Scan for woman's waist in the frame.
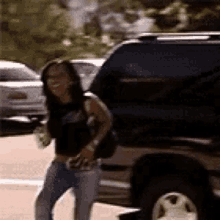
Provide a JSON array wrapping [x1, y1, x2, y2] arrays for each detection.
[[54, 154, 71, 162], [54, 154, 102, 164]]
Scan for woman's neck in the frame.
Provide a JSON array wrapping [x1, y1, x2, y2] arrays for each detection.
[[60, 96, 72, 104], [58, 91, 72, 104]]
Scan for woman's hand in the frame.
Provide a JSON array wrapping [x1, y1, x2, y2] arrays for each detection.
[[80, 146, 95, 162], [66, 147, 95, 171], [66, 153, 83, 170], [34, 124, 51, 149]]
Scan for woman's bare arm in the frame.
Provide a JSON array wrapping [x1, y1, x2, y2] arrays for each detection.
[[84, 95, 112, 152]]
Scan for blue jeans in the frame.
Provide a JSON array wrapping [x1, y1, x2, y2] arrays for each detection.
[[35, 161, 102, 220]]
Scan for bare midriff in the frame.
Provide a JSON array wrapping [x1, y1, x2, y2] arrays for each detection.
[[53, 154, 71, 162]]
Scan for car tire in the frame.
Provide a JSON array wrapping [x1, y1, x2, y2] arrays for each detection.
[[137, 175, 211, 220]]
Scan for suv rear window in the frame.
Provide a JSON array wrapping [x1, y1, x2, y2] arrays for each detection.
[[0, 67, 39, 81], [104, 43, 220, 78]]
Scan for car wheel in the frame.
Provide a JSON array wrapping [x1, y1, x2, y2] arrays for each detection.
[[137, 175, 210, 220]]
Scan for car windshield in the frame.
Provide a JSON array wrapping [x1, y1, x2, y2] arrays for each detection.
[[0, 67, 40, 81]]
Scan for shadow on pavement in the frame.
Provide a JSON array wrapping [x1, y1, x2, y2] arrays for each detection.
[[0, 119, 38, 137], [118, 211, 139, 220]]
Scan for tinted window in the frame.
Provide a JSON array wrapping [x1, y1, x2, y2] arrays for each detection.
[[103, 43, 220, 78], [0, 67, 39, 81]]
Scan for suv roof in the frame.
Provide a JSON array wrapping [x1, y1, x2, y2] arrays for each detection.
[[102, 32, 220, 63], [135, 32, 220, 46], [138, 32, 220, 39], [98, 32, 220, 80]]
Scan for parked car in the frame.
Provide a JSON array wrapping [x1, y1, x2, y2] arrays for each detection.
[[0, 60, 47, 121], [89, 33, 220, 220], [70, 58, 105, 90]]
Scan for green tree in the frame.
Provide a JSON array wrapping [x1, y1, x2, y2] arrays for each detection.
[[1, 0, 71, 69], [1, 0, 110, 70], [136, 0, 220, 32]]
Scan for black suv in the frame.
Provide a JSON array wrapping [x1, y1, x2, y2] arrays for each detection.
[[89, 33, 220, 220]]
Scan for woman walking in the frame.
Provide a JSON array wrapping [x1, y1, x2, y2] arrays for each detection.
[[34, 59, 112, 220]]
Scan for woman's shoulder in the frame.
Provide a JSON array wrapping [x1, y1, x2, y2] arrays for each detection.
[[83, 91, 99, 110], [83, 92, 112, 119], [83, 91, 99, 100]]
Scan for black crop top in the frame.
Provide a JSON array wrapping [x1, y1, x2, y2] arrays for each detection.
[[54, 109, 91, 156]]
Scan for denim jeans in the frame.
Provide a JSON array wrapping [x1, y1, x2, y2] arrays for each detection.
[[35, 160, 102, 220]]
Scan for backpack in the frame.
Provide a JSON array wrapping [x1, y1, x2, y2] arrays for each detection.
[[83, 92, 118, 159]]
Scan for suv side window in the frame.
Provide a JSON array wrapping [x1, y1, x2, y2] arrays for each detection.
[[91, 42, 220, 104], [102, 43, 220, 78]]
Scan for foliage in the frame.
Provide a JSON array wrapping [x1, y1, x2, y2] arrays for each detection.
[[0, 0, 110, 71], [149, 0, 220, 32]]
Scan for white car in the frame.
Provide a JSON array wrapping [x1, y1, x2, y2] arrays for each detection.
[[70, 58, 105, 90], [0, 60, 47, 121]]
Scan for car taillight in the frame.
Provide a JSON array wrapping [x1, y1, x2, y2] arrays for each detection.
[[7, 92, 27, 100]]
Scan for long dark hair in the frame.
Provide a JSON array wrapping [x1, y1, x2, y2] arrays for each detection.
[[40, 59, 84, 137]]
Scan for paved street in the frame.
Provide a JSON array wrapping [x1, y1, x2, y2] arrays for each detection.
[[0, 117, 138, 220], [0, 183, 136, 220]]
